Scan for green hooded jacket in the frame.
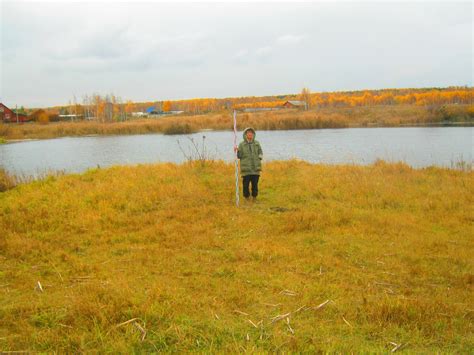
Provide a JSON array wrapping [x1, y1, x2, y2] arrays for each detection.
[[237, 127, 263, 176]]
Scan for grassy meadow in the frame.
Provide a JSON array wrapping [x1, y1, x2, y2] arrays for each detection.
[[1, 104, 472, 141], [0, 160, 473, 352]]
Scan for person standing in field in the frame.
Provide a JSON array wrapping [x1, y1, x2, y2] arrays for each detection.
[[235, 127, 263, 201]]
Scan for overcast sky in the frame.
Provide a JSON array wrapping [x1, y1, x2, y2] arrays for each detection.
[[0, 1, 472, 107]]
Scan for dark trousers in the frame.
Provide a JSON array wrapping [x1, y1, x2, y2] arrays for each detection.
[[243, 174, 259, 198]]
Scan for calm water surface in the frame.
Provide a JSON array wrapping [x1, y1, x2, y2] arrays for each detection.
[[0, 127, 472, 176]]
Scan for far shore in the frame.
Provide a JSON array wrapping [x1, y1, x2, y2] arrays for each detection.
[[1, 104, 472, 142]]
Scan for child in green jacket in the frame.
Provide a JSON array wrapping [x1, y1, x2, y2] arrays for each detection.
[[235, 127, 263, 201]]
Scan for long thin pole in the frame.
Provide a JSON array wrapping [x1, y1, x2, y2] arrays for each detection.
[[233, 110, 240, 207]]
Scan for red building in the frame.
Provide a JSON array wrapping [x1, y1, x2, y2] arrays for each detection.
[[282, 100, 307, 109], [0, 103, 29, 123]]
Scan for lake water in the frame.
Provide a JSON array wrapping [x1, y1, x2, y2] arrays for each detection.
[[0, 127, 472, 176]]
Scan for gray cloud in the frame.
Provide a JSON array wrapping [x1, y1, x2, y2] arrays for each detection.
[[276, 34, 306, 44], [0, 1, 472, 107]]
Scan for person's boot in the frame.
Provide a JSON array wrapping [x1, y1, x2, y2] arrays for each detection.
[[252, 196, 257, 202]]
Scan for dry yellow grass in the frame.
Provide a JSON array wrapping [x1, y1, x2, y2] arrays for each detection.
[[0, 168, 17, 192], [1, 104, 472, 140], [0, 160, 473, 352]]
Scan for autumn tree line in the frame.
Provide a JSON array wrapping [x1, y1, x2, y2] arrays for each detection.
[[234, 87, 472, 110], [22, 87, 473, 123]]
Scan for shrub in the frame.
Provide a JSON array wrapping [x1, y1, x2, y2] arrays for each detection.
[[0, 168, 16, 192], [38, 112, 50, 125], [467, 105, 474, 118], [162, 122, 197, 135]]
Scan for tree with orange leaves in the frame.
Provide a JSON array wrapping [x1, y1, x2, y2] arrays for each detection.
[[163, 101, 172, 112]]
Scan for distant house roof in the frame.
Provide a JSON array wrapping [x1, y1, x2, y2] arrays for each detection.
[[0, 103, 29, 122], [285, 100, 306, 106], [59, 114, 83, 117], [146, 106, 156, 113]]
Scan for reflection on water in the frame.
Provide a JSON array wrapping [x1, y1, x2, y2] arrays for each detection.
[[0, 127, 472, 176]]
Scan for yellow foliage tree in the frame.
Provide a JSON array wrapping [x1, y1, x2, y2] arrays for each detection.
[[38, 112, 50, 124], [300, 88, 311, 110], [163, 101, 172, 112]]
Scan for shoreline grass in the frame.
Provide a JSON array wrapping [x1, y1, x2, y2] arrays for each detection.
[[0, 160, 473, 352], [0, 168, 17, 192], [1, 104, 472, 141]]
